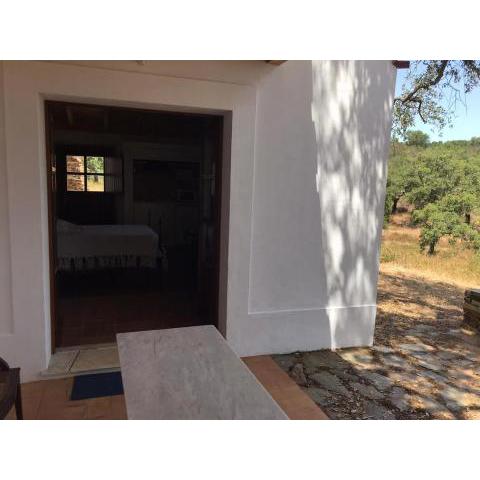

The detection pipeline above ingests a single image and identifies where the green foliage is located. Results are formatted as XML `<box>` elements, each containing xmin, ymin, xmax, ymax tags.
<box><xmin>385</xmin><ymin>138</ymin><xmax>480</xmax><ymax>254</ymax></box>
<box><xmin>86</xmin><ymin>156</ymin><xmax>104</xmax><ymax>174</ymax></box>
<box><xmin>384</xmin><ymin>149</ymin><xmax>415</xmax><ymax>220</ymax></box>
<box><xmin>393</xmin><ymin>61</ymin><xmax>480</xmax><ymax>139</ymax></box>
<box><xmin>404</xmin><ymin>155</ymin><xmax>462</xmax><ymax>209</ymax></box>
<box><xmin>405</xmin><ymin>130</ymin><xmax>430</xmax><ymax>147</ymax></box>
<box><xmin>438</xmin><ymin>192</ymin><xmax>477</xmax><ymax>220</ymax></box>
<box><xmin>412</xmin><ymin>203</ymin><xmax>479</xmax><ymax>254</ymax></box>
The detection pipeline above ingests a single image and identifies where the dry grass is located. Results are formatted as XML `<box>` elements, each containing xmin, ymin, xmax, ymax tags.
<box><xmin>380</xmin><ymin>213</ymin><xmax>480</xmax><ymax>289</ymax></box>
<box><xmin>376</xmin><ymin>268</ymin><xmax>464</xmax><ymax>341</ymax></box>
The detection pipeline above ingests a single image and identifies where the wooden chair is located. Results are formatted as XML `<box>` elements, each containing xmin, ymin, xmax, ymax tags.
<box><xmin>0</xmin><ymin>357</ymin><xmax>23</xmax><ymax>420</ymax></box>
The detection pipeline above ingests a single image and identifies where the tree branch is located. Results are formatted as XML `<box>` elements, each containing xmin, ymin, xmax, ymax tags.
<box><xmin>395</xmin><ymin>60</ymin><xmax>449</xmax><ymax>105</ymax></box>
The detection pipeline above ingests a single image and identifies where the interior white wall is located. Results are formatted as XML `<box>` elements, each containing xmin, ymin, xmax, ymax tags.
<box><xmin>0</xmin><ymin>61</ymin><xmax>396</xmax><ymax>381</ymax></box>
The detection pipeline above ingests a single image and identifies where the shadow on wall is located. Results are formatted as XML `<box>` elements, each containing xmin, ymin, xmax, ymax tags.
<box><xmin>242</xmin><ymin>60</ymin><xmax>394</xmax><ymax>352</ymax></box>
<box><xmin>310</xmin><ymin>61</ymin><xmax>394</xmax><ymax>346</ymax></box>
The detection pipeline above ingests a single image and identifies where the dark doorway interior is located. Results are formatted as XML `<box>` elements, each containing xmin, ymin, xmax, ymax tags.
<box><xmin>45</xmin><ymin>101</ymin><xmax>223</xmax><ymax>349</ymax></box>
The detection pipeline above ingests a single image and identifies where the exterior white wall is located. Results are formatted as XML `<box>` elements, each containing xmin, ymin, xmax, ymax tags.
<box><xmin>0</xmin><ymin>62</ymin><xmax>13</xmax><ymax>337</ymax></box>
<box><xmin>236</xmin><ymin>61</ymin><xmax>396</xmax><ymax>355</ymax></box>
<box><xmin>0</xmin><ymin>61</ymin><xmax>396</xmax><ymax>381</ymax></box>
<box><xmin>51</xmin><ymin>60</ymin><xmax>276</xmax><ymax>86</ymax></box>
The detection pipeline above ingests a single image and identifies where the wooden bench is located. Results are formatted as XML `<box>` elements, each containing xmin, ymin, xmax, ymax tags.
<box><xmin>117</xmin><ymin>325</ymin><xmax>287</xmax><ymax>419</ymax></box>
<box><xmin>464</xmin><ymin>289</ymin><xmax>480</xmax><ymax>332</ymax></box>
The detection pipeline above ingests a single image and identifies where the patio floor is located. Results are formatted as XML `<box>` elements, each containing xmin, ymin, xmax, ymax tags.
<box><xmin>6</xmin><ymin>355</ymin><xmax>328</xmax><ymax>420</ymax></box>
<box><xmin>274</xmin><ymin>271</ymin><xmax>480</xmax><ymax>419</ymax></box>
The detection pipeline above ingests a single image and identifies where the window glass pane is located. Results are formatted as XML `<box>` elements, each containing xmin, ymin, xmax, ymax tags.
<box><xmin>66</xmin><ymin>155</ymin><xmax>84</xmax><ymax>173</ymax></box>
<box><xmin>87</xmin><ymin>174</ymin><xmax>104</xmax><ymax>192</ymax></box>
<box><xmin>67</xmin><ymin>174</ymin><xmax>85</xmax><ymax>192</ymax></box>
<box><xmin>86</xmin><ymin>156</ymin><xmax>104</xmax><ymax>174</ymax></box>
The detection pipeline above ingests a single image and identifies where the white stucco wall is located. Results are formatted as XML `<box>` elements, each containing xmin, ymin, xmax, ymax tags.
<box><xmin>0</xmin><ymin>63</ymin><xmax>13</xmax><ymax>337</ymax></box>
<box><xmin>0</xmin><ymin>61</ymin><xmax>396</xmax><ymax>381</ymax></box>
<box><xmin>237</xmin><ymin>61</ymin><xmax>396</xmax><ymax>355</ymax></box>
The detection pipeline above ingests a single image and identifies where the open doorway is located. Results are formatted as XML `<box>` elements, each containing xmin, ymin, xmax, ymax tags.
<box><xmin>45</xmin><ymin>101</ymin><xmax>224</xmax><ymax>350</ymax></box>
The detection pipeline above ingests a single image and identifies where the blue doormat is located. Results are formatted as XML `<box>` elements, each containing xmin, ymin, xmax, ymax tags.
<box><xmin>70</xmin><ymin>371</ymin><xmax>124</xmax><ymax>400</ymax></box>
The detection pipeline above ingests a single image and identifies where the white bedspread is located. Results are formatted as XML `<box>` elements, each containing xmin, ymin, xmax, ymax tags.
<box><xmin>57</xmin><ymin>223</ymin><xmax>159</xmax><ymax>271</ymax></box>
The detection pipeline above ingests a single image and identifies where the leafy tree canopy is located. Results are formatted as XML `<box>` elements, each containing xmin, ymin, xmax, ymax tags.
<box><xmin>385</xmin><ymin>140</ymin><xmax>480</xmax><ymax>254</ymax></box>
<box><xmin>393</xmin><ymin>61</ymin><xmax>480</xmax><ymax>140</ymax></box>
<box><xmin>405</xmin><ymin>130</ymin><xmax>430</xmax><ymax>147</ymax></box>
<box><xmin>86</xmin><ymin>156</ymin><xmax>104</xmax><ymax>174</ymax></box>
<box><xmin>412</xmin><ymin>203</ymin><xmax>477</xmax><ymax>255</ymax></box>
<box><xmin>388</xmin><ymin>60</ymin><xmax>480</xmax><ymax>254</ymax></box>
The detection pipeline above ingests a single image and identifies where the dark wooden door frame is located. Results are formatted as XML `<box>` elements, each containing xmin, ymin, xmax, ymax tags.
<box><xmin>44</xmin><ymin>100</ymin><xmax>226</xmax><ymax>352</ymax></box>
<box><xmin>44</xmin><ymin>101</ymin><xmax>57</xmax><ymax>353</ymax></box>
<box><xmin>212</xmin><ymin>116</ymin><xmax>224</xmax><ymax>331</ymax></box>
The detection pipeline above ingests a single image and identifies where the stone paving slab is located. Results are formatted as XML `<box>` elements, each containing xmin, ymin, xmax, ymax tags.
<box><xmin>273</xmin><ymin>270</ymin><xmax>480</xmax><ymax>420</ymax></box>
<box><xmin>272</xmin><ymin>269</ymin><xmax>480</xmax><ymax>419</ymax></box>
<box><xmin>273</xmin><ymin>320</ymin><xmax>480</xmax><ymax>420</ymax></box>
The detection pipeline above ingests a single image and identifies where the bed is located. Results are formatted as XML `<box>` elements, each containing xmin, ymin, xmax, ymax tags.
<box><xmin>56</xmin><ymin>219</ymin><xmax>163</xmax><ymax>272</ymax></box>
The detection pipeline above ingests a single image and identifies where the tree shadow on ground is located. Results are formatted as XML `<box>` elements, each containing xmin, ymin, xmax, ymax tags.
<box><xmin>274</xmin><ymin>270</ymin><xmax>480</xmax><ymax>419</ymax></box>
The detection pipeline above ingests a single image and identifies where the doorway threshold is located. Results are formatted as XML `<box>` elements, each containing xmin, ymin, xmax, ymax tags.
<box><xmin>42</xmin><ymin>343</ymin><xmax>120</xmax><ymax>378</ymax></box>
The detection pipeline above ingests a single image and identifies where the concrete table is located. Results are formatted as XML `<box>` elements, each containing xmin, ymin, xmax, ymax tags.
<box><xmin>117</xmin><ymin>325</ymin><xmax>287</xmax><ymax>419</ymax></box>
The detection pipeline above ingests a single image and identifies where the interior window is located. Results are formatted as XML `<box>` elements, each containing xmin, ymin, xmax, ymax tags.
<box><xmin>66</xmin><ymin>155</ymin><xmax>106</xmax><ymax>192</ymax></box>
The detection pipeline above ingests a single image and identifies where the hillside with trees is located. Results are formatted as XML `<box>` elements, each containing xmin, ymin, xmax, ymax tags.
<box><xmin>385</xmin><ymin>132</ymin><xmax>480</xmax><ymax>255</ymax></box>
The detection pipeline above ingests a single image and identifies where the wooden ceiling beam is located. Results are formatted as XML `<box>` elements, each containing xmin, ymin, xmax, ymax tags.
<box><xmin>266</xmin><ymin>60</ymin><xmax>410</xmax><ymax>69</ymax></box>
<box><xmin>392</xmin><ymin>60</ymin><xmax>410</xmax><ymax>69</ymax></box>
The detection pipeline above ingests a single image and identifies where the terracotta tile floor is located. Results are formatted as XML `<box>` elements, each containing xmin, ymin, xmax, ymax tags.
<box><xmin>57</xmin><ymin>290</ymin><xmax>204</xmax><ymax>348</ymax></box>
<box><xmin>243</xmin><ymin>356</ymin><xmax>329</xmax><ymax>420</ymax></box>
<box><xmin>6</xmin><ymin>356</ymin><xmax>327</xmax><ymax>420</ymax></box>
<box><xmin>5</xmin><ymin>376</ymin><xmax>127</xmax><ymax>420</ymax></box>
